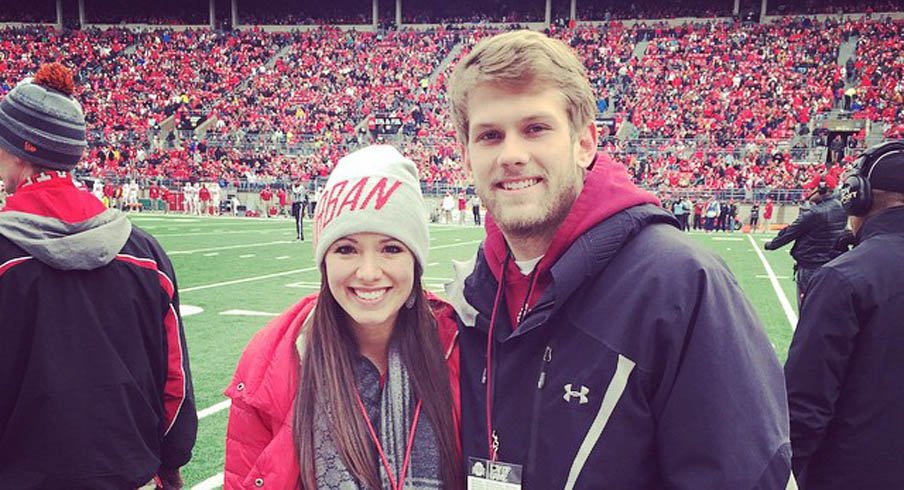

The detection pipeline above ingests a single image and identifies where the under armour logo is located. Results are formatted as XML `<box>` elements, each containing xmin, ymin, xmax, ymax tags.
<box><xmin>23</xmin><ymin>141</ymin><xmax>37</xmax><ymax>153</ymax></box>
<box><xmin>563</xmin><ymin>384</ymin><xmax>590</xmax><ymax>404</ymax></box>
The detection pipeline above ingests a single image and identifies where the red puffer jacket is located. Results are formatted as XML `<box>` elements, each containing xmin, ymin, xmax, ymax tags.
<box><xmin>223</xmin><ymin>292</ymin><xmax>461</xmax><ymax>489</ymax></box>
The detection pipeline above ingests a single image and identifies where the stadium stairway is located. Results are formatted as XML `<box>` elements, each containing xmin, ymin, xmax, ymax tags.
<box><xmin>632</xmin><ymin>39</ymin><xmax>650</xmax><ymax>60</ymax></box>
<box><xmin>195</xmin><ymin>42</ymin><xmax>296</xmax><ymax>138</ymax></box>
<box><xmin>430</xmin><ymin>41</ymin><xmax>465</xmax><ymax>85</ymax></box>
<box><xmin>837</xmin><ymin>35</ymin><xmax>859</xmax><ymax>71</ymax></box>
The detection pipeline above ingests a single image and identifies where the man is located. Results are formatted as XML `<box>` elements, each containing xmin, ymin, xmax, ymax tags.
<box><xmin>0</xmin><ymin>63</ymin><xmax>196</xmax><ymax>489</ymax></box>
<box><xmin>259</xmin><ymin>185</ymin><xmax>273</xmax><ymax>218</ymax></box>
<box><xmin>750</xmin><ymin>201</ymin><xmax>761</xmax><ymax>231</ymax></box>
<box><xmin>469</xmin><ymin>193</ymin><xmax>482</xmax><ymax>225</ymax></box>
<box><xmin>148</xmin><ymin>181</ymin><xmax>160</xmax><ymax>212</ymax></box>
<box><xmin>276</xmin><ymin>186</ymin><xmax>288</xmax><ymax>217</ymax></box>
<box><xmin>198</xmin><ymin>183</ymin><xmax>211</xmax><ymax>215</ymax></box>
<box><xmin>208</xmin><ymin>182</ymin><xmax>221</xmax><ymax>216</ymax></box>
<box><xmin>445</xmin><ymin>31</ymin><xmax>790</xmax><ymax>489</ymax></box>
<box><xmin>182</xmin><ymin>181</ymin><xmax>194</xmax><ymax>214</ymax></box>
<box><xmin>761</xmin><ymin>197</ymin><xmax>774</xmax><ymax>232</ymax></box>
<box><xmin>764</xmin><ymin>181</ymin><xmax>848</xmax><ymax>307</ymax></box>
<box><xmin>441</xmin><ymin>191</ymin><xmax>455</xmax><ymax>224</ymax></box>
<box><xmin>785</xmin><ymin>140</ymin><xmax>904</xmax><ymax>489</ymax></box>
<box><xmin>290</xmin><ymin>180</ymin><xmax>307</xmax><ymax>241</ymax></box>
<box><xmin>671</xmin><ymin>197</ymin><xmax>688</xmax><ymax>231</ymax></box>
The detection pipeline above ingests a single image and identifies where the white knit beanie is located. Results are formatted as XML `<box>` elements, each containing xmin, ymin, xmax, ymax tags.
<box><xmin>313</xmin><ymin>145</ymin><xmax>429</xmax><ymax>268</ymax></box>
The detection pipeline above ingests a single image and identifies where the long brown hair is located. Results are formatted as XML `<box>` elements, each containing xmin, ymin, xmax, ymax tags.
<box><xmin>294</xmin><ymin>262</ymin><xmax>463</xmax><ymax>489</ymax></box>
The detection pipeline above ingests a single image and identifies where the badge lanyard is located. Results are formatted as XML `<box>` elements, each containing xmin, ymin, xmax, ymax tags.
<box><xmin>484</xmin><ymin>251</ymin><xmax>540</xmax><ymax>461</ymax></box>
<box><xmin>355</xmin><ymin>391</ymin><xmax>423</xmax><ymax>490</ymax></box>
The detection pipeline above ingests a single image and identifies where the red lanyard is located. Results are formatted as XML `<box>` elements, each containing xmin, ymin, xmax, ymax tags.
<box><xmin>485</xmin><ymin>252</ymin><xmax>540</xmax><ymax>461</ymax></box>
<box><xmin>355</xmin><ymin>391</ymin><xmax>422</xmax><ymax>490</ymax></box>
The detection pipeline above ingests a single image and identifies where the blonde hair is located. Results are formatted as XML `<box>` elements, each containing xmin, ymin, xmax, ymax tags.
<box><xmin>448</xmin><ymin>30</ymin><xmax>597</xmax><ymax>145</ymax></box>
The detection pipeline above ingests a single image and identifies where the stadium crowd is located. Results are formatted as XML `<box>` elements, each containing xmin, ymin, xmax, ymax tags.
<box><xmin>2</xmin><ymin>8</ymin><xmax>902</xmax><ymax>194</ymax></box>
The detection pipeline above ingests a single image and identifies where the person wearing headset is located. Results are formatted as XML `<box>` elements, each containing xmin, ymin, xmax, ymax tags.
<box><xmin>784</xmin><ymin>140</ymin><xmax>904</xmax><ymax>490</ymax></box>
<box><xmin>764</xmin><ymin>179</ymin><xmax>848</xmax><ymax>308</ymax></box>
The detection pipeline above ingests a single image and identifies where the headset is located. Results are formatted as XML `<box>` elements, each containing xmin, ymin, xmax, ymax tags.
<box><xmin>839</xmin><ymin>140</ymin><xmax>904</xmax><ymax>216</ymax></box>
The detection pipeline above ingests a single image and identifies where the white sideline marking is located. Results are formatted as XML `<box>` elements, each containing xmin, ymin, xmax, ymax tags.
<box><xmin>198</xmin><ymin>400</ymin><xmax>231</xmax><ymax>420</ymax></box>
<box><xmin>747</xmin><ymin>235</ymin><xmax>798</xmax><ymax>330</ymax></box>
<box><xmin>170</xmin><ymin>241</ymin><xmax>294</xmax><ymax>255</ymax></box>
<box><xmin>181</xmin><ymin>305</ymin><xmax>204</xmax><ymax>317</ymax></box>
<box><xmin>431</xmin><ymin>240</ymin><xmax>482</xmax><ymax>250</ymax></box>
<box><xmin>182</xmin><ymin>267</ymin><xmax>318</xmax><ymax>293</ymax></box>
<box><xmin>275</xmin><ymin>255</ymin><xmax>291</xmax><ymax>260</ymax></box>
<box><xmin>285</xmin><ymin>281</ymin><xmax>321</xmax><ymax>289</ymax></box>
<box><xmin>220</xmin><ymin>309</ymin><xmax>279</xmax><ymax>317</ymax></box>
<box><xmin>239</xmin><ymin>254</ymin><xmax>255</xmax><ymax>258</ymax></box>
<box><xmin>154</xmin><ymin>228</ymin><xmax>288</xmax><ymax>238</ymax></box>
<box><xmin>711</xmin><ymin>236</ymin><xmax>743</xmax><ymax>241</ymax></box>
<box><xmin>428</xmin><ymin>262</ymin><xmax>439</xmax><ymax>266</ymax></box>
<box><xmin>191</xmin><ymin>472</ymin><xmax>224</xmax><ymax>490</ymax></box>
<box><xmin>202</xmin><ymin>252</ymin><xmax>219</xmax><ymax>257</ymax></box>
<box><xmin>757</xmin><ymin>274</ymin><xmax>790</xmax><ymax>280</ymax></box>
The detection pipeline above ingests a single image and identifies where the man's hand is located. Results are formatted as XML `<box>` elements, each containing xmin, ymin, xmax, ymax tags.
<box><xmin>157</xmin><ymin>467</ymin><xmax>183</xmax><ymax>490</ymax></box>
<box><xmin>764</xmin><ymin>241</ymin><xmax>776</xmax><ymax>251</ymax></box>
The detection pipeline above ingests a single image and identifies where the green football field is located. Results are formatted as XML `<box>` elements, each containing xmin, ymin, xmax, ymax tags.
<box><xmin>126</xmin><ymin>213</ymin><xmax>799</xmax><ymax>489</ymax></box>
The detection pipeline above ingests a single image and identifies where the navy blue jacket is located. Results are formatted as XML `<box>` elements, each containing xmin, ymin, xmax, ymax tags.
<box><xmin>785</xmin><ymin>205</ymin><xmax>904</xmax><ymax>489</ymax></box>
<box><xmin>448</xmin><ymin>205</ymin><xmax>791</xmax><ymax>489</ymax></box>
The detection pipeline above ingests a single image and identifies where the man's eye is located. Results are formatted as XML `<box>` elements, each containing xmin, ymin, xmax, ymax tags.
<box><xmin>527</xmin><ymin>124</ymin><xmax>549</xmax><ymax>134</ymax></box>
<box><xmin>476</xmin><ymin>131</ymin><xmax>499</xmax><ymax>142</ymax></box>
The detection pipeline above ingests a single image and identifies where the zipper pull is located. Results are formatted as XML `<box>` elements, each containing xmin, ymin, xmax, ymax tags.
<box><xmin>491</xmin><ymin>430</ymin><xmax>500</xmax><ymax>461</ymax></box>
<box><xmin>481</xmin><ymin>367</ymin><xmax>487</xmax><ymax>385</ymax></box>
<box><xmin>537</xmin><ymin>346</ymin><xmax>553</xmax><ymax>389</ymax></box>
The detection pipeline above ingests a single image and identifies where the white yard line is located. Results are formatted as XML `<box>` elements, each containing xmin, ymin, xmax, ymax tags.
<box><xmin>431</xmin><ymin>240</ymin><xmax>482</xmax><ymax>250</ymax></box>
<box><xmin>190</xmin><ymin>472</ymin><xmax>224</xmax><ymax>490</ymax></box>
<box><xmin>152</xmin><ymin>229</ymin><xmax>289</xmax><ymax>238</ymax></box>
<box><xmin>182</xmin><ymin>267</ymin><xmax>318</xmax><ymax>293</ymax></box>
<box><xmin>198</xmin><ymin>400</ymin><xmax>231</xmax><ymax>420</ymax></box>
<box><xmin>747</xmin><ymin>235</ymin><xmax>798</xmax><ymax>330</ymax></box>
<box><xmin>220</xmin><ymin>309</ymin><xmax>280</xmax><ymax>317</ymax></box>
<box><xmin>170</xmin><ymin>241</ymin><xmax>294</xmax><ymax>255</ymax></box>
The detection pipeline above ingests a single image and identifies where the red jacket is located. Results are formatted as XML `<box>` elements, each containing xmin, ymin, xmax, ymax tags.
<box><xmin>224</xmin><ymin>293</ymin><xmax>461</xmax><ymax>489</ymax></box>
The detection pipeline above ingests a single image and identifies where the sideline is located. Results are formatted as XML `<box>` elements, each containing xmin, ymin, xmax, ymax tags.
<box><xmin>746</xmin><ymin>235</ymin><xmax>798</xmax><ymax>330</ymax></box>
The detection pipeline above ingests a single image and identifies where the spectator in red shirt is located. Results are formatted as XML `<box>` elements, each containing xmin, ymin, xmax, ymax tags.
<box><xmin>761</xmin><ymin>198</ymin><xmax>775</xmax><ymax>233</ymax></box>
<box><xmin>259</xmin><ymin>186</ymin><xmax>274</xmax><ymax>218</ymax></box>
<box><xmin>199</xmin><ymin>184</ymin><xmax>211</xmax><ymax>215</ymax></box>
<box><xmin>277</xmin><ymin>187</ymin><xmax>288</xmax><ymax>216</ymax></box>
<box><xmin>148</xmin><ymin>183</ymin><xmax>160</xmax><ymax>212</ymax></box>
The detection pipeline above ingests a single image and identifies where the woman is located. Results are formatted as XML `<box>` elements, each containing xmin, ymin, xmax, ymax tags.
<box><xmin>224</xmin><ymin>145</ymin><xmax>462</xmax><ymax>489</ymax></box>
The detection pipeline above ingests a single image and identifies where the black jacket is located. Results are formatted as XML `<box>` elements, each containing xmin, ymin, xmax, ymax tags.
<box><xmin>0</xmin><ymin>175</ymin><xmax>196</xmax><ymax>489</ymax></box>
<box><xmin>448</xmin><ymin>205</ymin><xmax>791</xmax><ymax>489</ymax></box>
<box><xmin>764</xmin><ymin>197</ymin><xmax>848</xmax><ymax>268</ymax></box>
<box><xmin>785</xmin><ymin>206</ymin><xmax>904</xmax><ymax>489</ymax></box>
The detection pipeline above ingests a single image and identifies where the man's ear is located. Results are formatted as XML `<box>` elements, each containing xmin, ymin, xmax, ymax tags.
<box><xmin>460</xmin><ymin>142</ymin><xmax>473</xmax><ymax>177</ymax></box>
<box><xmin>574</xmin><ymin>122</ymin><xmax>598</xmax><ymax>170</ymax></box>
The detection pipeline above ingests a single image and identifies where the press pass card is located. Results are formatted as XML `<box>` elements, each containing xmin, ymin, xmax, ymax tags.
<box><xmin>467</xmin><ymin>457</ymin><xmax>523</xmax><ymax>490</ymax></box>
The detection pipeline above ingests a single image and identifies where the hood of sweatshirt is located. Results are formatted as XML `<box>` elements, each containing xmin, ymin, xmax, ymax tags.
<box><xmin>0</xmin><ymin>172</ymin><xmax>132</xmax><ymax>271</ymax></box>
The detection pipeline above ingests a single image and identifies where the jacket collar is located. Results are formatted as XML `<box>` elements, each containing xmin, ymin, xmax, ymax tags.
<box><xmin>452</xmin><ymin>204</ymin><xmax>678</xmax><ymax>340</ymax></box>
<box><xmin>857</xmin><ymin>205</ymin><xmax>904</xmax><ymax>243</ymax></box>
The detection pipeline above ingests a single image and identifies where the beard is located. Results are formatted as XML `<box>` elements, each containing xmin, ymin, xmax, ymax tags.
<box><xmin>482</xmin><ymin>170</ymin><xmax>583</xmax><ymax>241</ymax></box>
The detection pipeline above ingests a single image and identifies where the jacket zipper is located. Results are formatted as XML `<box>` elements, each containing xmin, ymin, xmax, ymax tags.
<box><xmin>526</xmin><ymin>345</ymin><xmax>553</xmax><ymax>473</ymax></box>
